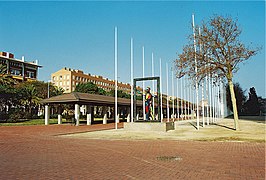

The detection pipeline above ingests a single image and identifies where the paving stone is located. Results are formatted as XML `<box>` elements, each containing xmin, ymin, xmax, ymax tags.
<box><xmin>0</xmin><ymin>123</ymin><xmax>264</xmax><ymax>179</ymax></box>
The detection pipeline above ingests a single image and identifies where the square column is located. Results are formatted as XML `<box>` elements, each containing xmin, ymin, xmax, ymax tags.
<box><xmin>126</xmin><ymin>107</ymin><xmax>130</xmax><ymax>123</ymax></box>
<box><xmin>45</xmin><ymin>105</ymin><xmax>50</xmax><ymax>125</ymax></box>
<box><xmin>75</xmin><ymin>104</ymin><xmax>80</xmax><ymax>126</ymax></box>
<box><xmin>116</xmin><ymin>107</ymin><xmax>120</xmax><ymax>123</ymax></box>
<box><xmin>87</xmin><ymin>105</ymin><xmax>93</xmax><ymax>125</ymax></box>
<box><xmin>103</xmin><ymin>106</ymin><xmax>107</xmax><ymax>124</ymax></box>
<box><xmin>58</xmin><ymin>114</ymin><xmax>62</xmax><ymax>124</ymax></box>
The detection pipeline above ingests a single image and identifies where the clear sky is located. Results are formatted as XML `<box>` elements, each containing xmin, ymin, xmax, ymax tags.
<box><xmin>0</xmin><ymin>1</ymin><xmax>265</xmax><ymax>98</ymax></box>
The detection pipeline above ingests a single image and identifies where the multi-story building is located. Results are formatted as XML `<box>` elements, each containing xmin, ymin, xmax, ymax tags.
<box><xmin>51</xmin><ymin>67</ymin><xmax>142</xmax><ymax>93</ymax></box>
<box><xmin>0</xmin><ymin>52</ymin><xmax>42</xmax><ymax>81</ymax></box>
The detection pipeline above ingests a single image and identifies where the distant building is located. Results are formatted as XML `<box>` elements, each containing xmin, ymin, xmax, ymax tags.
<box><xmin>0</xmin><ymin>51</ymin><xmax>42</xmax><ymax>81</ymax></box>
<box><xmin>51</xmin><ymin>67</ymin><xmax>142</xmax><ymax>93</ymax></box>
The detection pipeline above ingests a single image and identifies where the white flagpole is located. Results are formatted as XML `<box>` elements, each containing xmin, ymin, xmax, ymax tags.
<box><xmin>211</xmin><ymin>77</ymin><xmax>215</xmax><ymax>123</ymax></box>
<box><xmin>192</xmin><ymin>14</ymin><xmax>200</xmax><ymax>130</ymax></box>
<box><xmin>184</xmin><ymin>78</ymin><xmax>186</xmax><ymax>119</ymax></box>
<box><xmin>160</xmin><ymin>58</ymin><xmax>163</xmax><ymax>122</ymax></box>
<box><xmin>176</xmin><ymin>78</ymin><xmax>179</xmax><ymax>119</ymax></box>
<box><xmin>172</xmin><ymin>68</ymin><xmax>175</xmax><ymax>121</ymax></box>
<box><xmin>130</xmin><ymin>38</ymin><xmax>134</xmax><ymax>123</ymax></box>
<box><xmin>218</xmin><ymin>81</ymin><xmax>221</xmax><ymax>120</ymax></box>
<box><xmin>152</xmin><ymin>52</ymin><xmax>155</xmax><ymax>120</ymax></box>
<box><xmin>166</xmin><ymin>63</ymin><xmax>169</xmax><ymax>122</ymax></box>
<box><xmin>206</xmin><ymin>71</ymin><xmax>210</xmax><ymax>125</ymax></box>
<box><xmin>220</xmin><ymin>80</ymin><xmax>224</xmax><ymax>119</ymax></box>
<box><xmin>114</xmin><ymin>27</ymin><xmax>118</xmax><ymax>130</ymax></box>
<box><xmin>142</xmin><ymin>46</ymin><xmax>145</xmax><ymax>120</ymax></box>
<box><xmin>185</xmin><ymin>77</ymin><xmax>187</xmax><ymax>119</ymax></box>
<box><xmin>199</xmin><ymin>27</ymin><xmax>205</xmax><ymax>127</ymax></box>
<box><xmin>187</xmin><ymin>81</ymin><xmax>191</xmax><ymax>119</ymax></box>
<box><xmin>180</xmin><ymin>77</ymin><xmax>183</xmax><ymax>120</ymax></box>
<box><xmin>209</xmin><ymin>75</ymin><xmax>213</xmax><ymax>124</ymax></box>
<box><xmin>190</xmin><ymin>82</ymin><xmax>192</xmax><ymax>119</ymax></box>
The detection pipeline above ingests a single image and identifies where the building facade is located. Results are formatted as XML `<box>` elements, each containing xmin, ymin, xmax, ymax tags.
<box><xmin>0</xmin><ymin>52</ymin><xmax>42</xmax><ymax>81</ymax></box>
<box><xmin>51</xmin><ymin>67</ymin><xmax>142</xmax><ymax>93</ymax></box>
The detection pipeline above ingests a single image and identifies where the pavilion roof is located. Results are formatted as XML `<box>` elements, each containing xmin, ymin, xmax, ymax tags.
<box><xmin>41</xmin><ymin>92</ymin><xmax>144</xmax><ymax>107</ymax></box>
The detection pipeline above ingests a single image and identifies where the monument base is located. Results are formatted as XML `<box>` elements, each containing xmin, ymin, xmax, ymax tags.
<box><xmin>124</xmin><ymin>122</ymin><xmax>174</xmax><ymax>132</ymax></box>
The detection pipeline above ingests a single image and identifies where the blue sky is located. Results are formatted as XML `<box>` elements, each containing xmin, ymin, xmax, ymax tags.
<box><xmin>0</xmin><ymin>1</ymin><xmax>265</xmax><ymax>98</ymax></box>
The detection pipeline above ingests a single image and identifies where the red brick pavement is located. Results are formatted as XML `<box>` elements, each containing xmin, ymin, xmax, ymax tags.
<box><xmin>0</xmin><ymin>123</ymin><xmax>265</xmax><ymax>180</ymax></box>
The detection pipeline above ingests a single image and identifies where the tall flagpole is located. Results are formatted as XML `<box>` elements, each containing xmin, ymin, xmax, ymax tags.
<box><xmin>142</xmin><ymin>46</ymin><xmax>145</xmax><ymax>120</ymax></box>
<box><xmin>184</xmin><ymin>77</ymin><xmax>186</xmax><ymax>119</ymax></box>
<box><xmin>166</xmin><ymin>63</ymin><xmax>169</xmax><ymax>122</ymax></box>
<box><xmin>160</xmin><ymin>58</ymin><xmax>163</xmax><ymax>122</ymax></box>
<box><xmin>211</xmin><ymin>77</ymin><xmax>215</xmax><ymax>123</ymax></box>
<box><xmin>192</xmin><ymin>14</ymin><xmax>200</xmax><ymax>130</ymax></box>
<box><xmin>206</xmin><ymin>69</ymin><xmax>210</xmax><ymax>125</ymax></box>
<box><xmin>172</xmin><ymin>68</ymin><xmax>175</xmax><ymax>121</ymax></box>
<box><xmin>188</xmin><ymin>82</ymin><xmax>193</xmax><ymax>119</ymax></box>
<box><xmin>130</xmin><ymin>38</ymin><xmax>134</xmax><ymax>123</ymax></box>
<box><xmin>188</xmin><ymin>80</ymin><xmax>190</xmax><ymax>119</ymax></box>
<box><xmin>176</xmin><ymin>78</ymin><xmax>179</xmax><ymax>119</ymax></box>
<box><xmin>199</xmin><ymin>27</ymin><xmax>205</xmax><ymax>127</ymax></box>
<box><xmin>114</xmin><ymin>27</ymin><xmax>118</xmax><ymax>130</ymax></box>
<box><xmin>152</xmin><ymin>52</ymin><xmax>155</xmax><ymax>120</ymax></box>
<box><xmin>220</xmin><ymin>80</ymin><xmax>224</xmax><ymax>119</ymax></box>
<box><xmin>180</xmin><ymin>76</ymin><xmax>183</xmax><ymax>120</ymax></box>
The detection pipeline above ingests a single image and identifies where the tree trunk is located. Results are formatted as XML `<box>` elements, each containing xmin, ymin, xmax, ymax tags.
<box><xmin>228</xmin><ymin>80</ymin><xmax>240</xmax><ymax>130</ymax></box>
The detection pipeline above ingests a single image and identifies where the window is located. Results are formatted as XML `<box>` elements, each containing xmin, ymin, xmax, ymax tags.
<box><xmin>59</xmin><ymin>82</ymin><xmax>62</xmax><ymax>86</ymax></box>
<box><xmin>26</xmin><ymin>71</ymin><xmax>35</xmax><ymax>78</ymax></box>
<box><xmin>10</xmin><ymin>69</ymin><xmax>22</xmax><ymax>76</ymax></box>
<box><xmin>67</xmin><ymin>75</ymin><xmax>70</xmax><ymax>80</ymax></box>
<box><xmin>59</xmin><ymin>75</ymin><xmax>62</xmax><ymax>80</ymax></box>
<box><xmin>53</xmin><ymin>76</ymin><xmax>56</xmax><ymax>81</ymax></box>
<box><xmin>66</xmin><ymin>81</ymin><xmax>69</xmax><ymax>85</ymax></box>
<box><xmin>72</xmin><ymin>75</ymin><xmax>75</xmax><ymax>80</ymax></box>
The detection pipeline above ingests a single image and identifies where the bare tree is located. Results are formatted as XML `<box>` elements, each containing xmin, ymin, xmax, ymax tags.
<box><xmin>175</xmin><ymin>15</ymin><xmax>260</xmax><ymax>130</ymax></box>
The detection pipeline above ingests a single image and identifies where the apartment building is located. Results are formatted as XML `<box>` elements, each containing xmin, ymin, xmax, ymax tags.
<box><xmin>0</xmin><ymin>52</ymin><xmax>42</xmax><ymax>81</ymax></box>
<box><xmin>51</xmin><ymin>67</ymin><xmax>142</xmax><ymax>93</ymax></box>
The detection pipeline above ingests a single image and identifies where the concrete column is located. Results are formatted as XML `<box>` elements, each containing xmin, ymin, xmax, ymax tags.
<box><xmin>75</xmin><ymin>104</ymin><xmax>80</xmax><ymax>126</ymax></box>
<box><xmin>45</xmin><ymin>105</ymin><xmax>50</xmax><ymax>125</ymax></box>
<box><xmin>117</xmin><ymin>107</ymin><xmax>120</xmax><ymax>123</ymax></box>
<box><xmin>87</xmin><ymin>114</ymin><xmax>91</xmax><ymax>125</ymax></box>
<box><xmin>108</xmin><ymin>107</ymin><xmax>111</xmax><ymax>119</ymax></box>
<box><xmin>122</xmin><ymin>107</ymin><xmax>126</xmax><ymax>120</ymax></box>
<box><xmin>155</xmin><ymin>114</ymin><xmax>158</xmax><ymax>121</ymax></box>
<box><xmin>87</xmin><ymin>105</ymin><xmax>92</xmax><ymax>125</ymax></box>
<box><xmin>82</xmin><ymin>105</ymin><xmax>87</xmax><ymax>115</ymax></box>
<box><xmin>103</xmin><ymin>107</ymin><xmax>107</xmax><ymax>124</ymax></box>
<box><xmin>58</xmin><ymin>114</ymin><xmax>62</xmax><ymax>124</ymax></box>
<box><xmin>126</xmin><ymin>107</ymin><xmax>130</xmax><ymax>122</ymax></box>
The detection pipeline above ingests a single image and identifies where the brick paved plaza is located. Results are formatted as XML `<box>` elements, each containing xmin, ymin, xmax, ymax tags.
<box><xmin>0</xmin><ymin>123</ymin><xmax>265</xmax><ymax>180</ymax></box>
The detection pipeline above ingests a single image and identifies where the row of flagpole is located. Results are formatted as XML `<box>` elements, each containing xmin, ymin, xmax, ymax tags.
<box><xmin>114</xmin><ymin>16</ymin><xmax>225</xmax><ymax>129</ymax></box>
